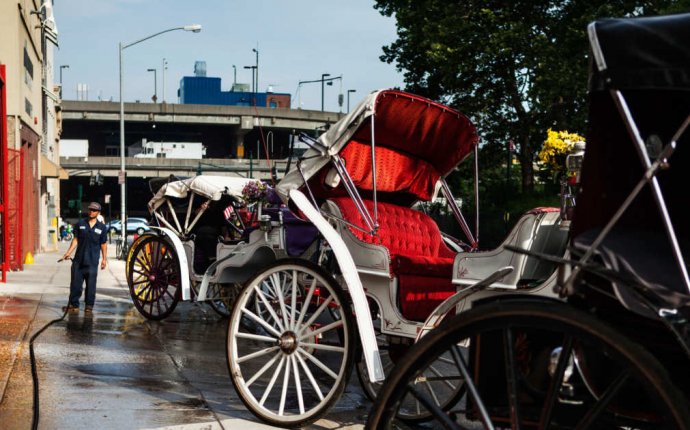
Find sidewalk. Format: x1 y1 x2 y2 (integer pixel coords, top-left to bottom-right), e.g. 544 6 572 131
0 243 367 429
0 242 127 427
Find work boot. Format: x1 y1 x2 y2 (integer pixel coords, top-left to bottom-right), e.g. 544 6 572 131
84 306 94 315
62 305 79 314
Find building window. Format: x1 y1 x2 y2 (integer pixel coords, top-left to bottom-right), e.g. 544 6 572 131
24 47 34 87
25 98 33 116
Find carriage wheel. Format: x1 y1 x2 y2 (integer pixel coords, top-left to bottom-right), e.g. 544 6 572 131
367 299 690 429
208 282 241 318
355 319 466 422
227 259 354 428
127 235 181 320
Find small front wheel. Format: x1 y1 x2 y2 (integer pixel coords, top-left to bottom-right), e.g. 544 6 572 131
127 235 181 320
227 259 354 428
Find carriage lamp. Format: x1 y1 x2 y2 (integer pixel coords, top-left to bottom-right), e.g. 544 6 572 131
259 214 272 232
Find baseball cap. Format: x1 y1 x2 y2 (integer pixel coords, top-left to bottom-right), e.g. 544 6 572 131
87 202 102 211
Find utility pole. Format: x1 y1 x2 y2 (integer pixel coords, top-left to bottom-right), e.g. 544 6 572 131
162 58 168 103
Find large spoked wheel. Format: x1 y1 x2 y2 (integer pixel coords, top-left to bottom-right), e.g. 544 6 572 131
208 282 242 318
227 259 354 428
128 235 181 320
368 299 690 430
356 323 466 423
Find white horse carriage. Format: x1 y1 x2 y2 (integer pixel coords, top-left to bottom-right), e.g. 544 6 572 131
224 89 572 427
126 175 319 320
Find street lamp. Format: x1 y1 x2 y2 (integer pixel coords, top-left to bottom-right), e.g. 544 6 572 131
161 58 168 103
244 65 257 105
321 73 330 111
252 48 259 92
232 64 237 87
59 64 69 85
347 89 356 112
147 68 157 102
119 24 201 254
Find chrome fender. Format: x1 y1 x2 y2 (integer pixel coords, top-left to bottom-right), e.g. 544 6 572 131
152 226 192 301
290 190 384 383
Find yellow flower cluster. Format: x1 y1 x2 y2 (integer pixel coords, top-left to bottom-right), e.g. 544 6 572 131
539 128 585 173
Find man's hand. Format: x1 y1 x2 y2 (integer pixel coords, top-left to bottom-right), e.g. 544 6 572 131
101 259 107 270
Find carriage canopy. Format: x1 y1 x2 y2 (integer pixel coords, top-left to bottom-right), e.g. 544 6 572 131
573 13 690 299
277 89 478 204
148 175 254 212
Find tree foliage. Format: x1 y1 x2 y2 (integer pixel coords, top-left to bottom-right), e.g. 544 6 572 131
375 0 685 192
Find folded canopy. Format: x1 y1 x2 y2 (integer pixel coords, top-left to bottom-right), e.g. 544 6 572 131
277 89 478 203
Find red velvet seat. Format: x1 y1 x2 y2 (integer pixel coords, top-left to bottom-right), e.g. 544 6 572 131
330 197 456 322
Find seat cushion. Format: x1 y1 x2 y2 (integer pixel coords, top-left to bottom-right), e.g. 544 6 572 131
393 255 455 278
330 197 457 322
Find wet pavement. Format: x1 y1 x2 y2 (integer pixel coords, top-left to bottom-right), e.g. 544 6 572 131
0 242 368 429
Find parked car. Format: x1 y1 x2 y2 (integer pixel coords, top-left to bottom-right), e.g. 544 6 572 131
106 217 151 235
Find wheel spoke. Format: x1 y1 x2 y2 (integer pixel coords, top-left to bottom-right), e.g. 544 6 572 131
271 272 291 330
503 327 522 430
406 383 461 430
576 369 632 430
299 319 342 341
291 355 305 414
247 351 282 388
298 296 334 337
451 345 495 430
297 347 338 380
423 370 442 408
294 277 317 330
260 355 285 406
279 353 292 416
299 342 345 353
236 332 279 343
429 363 458 391
237 345 280 364
290 271 298 331
254 285 286 332
295 350 325 401
240 306 283 338
539 336 574 430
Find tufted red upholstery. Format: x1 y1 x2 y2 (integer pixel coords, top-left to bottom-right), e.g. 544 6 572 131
330 197 456 321
340 140 440 201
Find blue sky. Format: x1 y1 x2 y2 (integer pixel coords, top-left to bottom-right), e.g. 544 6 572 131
53 0 404 112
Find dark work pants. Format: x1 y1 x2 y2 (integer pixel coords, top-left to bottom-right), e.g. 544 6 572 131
69 263 98 307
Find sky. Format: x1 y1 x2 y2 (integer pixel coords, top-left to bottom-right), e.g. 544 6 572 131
52 0 405 112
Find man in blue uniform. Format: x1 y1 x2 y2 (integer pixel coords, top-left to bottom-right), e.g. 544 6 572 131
62 202 108 314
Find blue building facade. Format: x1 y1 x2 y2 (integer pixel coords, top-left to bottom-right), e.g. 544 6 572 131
179 76 291 108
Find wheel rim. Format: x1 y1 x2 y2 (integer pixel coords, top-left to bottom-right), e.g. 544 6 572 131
128 236 180 320
228 261 352 425
369 301 689 430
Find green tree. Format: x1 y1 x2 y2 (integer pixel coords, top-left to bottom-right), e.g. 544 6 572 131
375 0 685 192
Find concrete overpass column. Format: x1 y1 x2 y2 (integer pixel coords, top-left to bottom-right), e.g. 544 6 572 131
235 116 254 159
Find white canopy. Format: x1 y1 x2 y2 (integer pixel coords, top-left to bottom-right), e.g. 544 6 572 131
148 175 254 212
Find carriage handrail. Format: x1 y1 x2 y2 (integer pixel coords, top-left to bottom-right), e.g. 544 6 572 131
440 179 477 249
330 154 378 235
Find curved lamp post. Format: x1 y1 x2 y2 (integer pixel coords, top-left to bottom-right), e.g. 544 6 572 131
118 24 201 255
